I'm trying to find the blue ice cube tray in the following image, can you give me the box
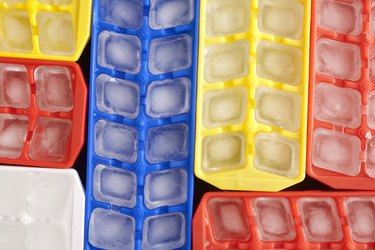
[84,0,198,249]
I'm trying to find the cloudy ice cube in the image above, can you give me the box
[100,0,143,29]
[0,114,28,159]
[1,11,32,52]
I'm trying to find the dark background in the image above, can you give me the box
[74,41,333,215]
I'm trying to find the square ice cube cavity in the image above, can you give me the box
[257,40,302,85]
[258,0,304,39]
[255,86,301,131]
[203,86,248,128]
[206,0,249,37]
[93,164,136,208]
[366,138,375,178]
[312,128,361,176]
[146,78,190,118]
[0,114,28,159]
[254,132,300,178]
[0,63,30,108]
[316,38,361,81]
[100,0,143,29]
[368,91,375,130]
[202,132,246,173]
[204,40,250,83]
[96,74,140,119]
[369,45,375,84]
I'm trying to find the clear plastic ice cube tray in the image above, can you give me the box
[194,0,311,191]
[84,0,198,249]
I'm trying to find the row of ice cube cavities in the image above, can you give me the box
[205,196,375,244]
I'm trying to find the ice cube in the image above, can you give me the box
[89,208,135,250]
[345,197,375,243]
[94,120,138,163]
[202,132,245,173]
[98,31,141,74]
[208,197,250,241]
[146,78,190,118]
[144,168,187,209]
[0,114,28,159]
[257,40,302,85]
[0,221,26,249]
[255,85,301,131]
[366,138,375,178]
[312,128,361,176]
[2,0,27,3]
[258,0,304,39]
[253,197,296,241]
[96,74,140,119]
[142,213,185,250]
[27,223,67,250]
[314,83,361,128]
[35,66,73,112]
[254,133,300,178]
[372,1,375,35]
[203,86,248,128]
[317,0,362,36]
[204,40,249,83]
[145,123,188,164]
[369,46,375,84]
[298,197,343,242]
[36,12,75,56]
[100,0,143,29]
[150,0,193,29]
[368,91,375,129]
[93,164,136,208]
[316,38,361,81]
[206,0,249,37]
[28,117,72,162]
[149,34,192,74]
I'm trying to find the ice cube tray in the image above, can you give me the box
[194,0,311,191]
[0,58,87,168]
[193,191,375,249]
[0,165,85,250]
[84,0,198,249]
[0,0,92,61]
[307,0,375,189]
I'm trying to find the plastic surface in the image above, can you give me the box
[193,191,375,249]
[194,0,311,191]
[84,0,198,249]
[0,0,92,61]
[307,0,375,189]
[0,165,85,250]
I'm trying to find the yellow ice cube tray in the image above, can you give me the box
[0,0,92,61]
[195,0,311,191]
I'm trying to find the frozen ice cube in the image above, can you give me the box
[316,38,361,81]
[208,197,250,241]
[369,46,375,84]
[253,197,296,241]
[28,117,72,162]
[203,86,248,128]
[100,0,143,29]
[298,197,343,242]
[258,0,304,39]
[2,0,27,3]
[36,12,75,56]
[314,83,361,128]
[257,40,302,85]
[89,208,135,250]
[0,221,26,249]
[368,91,375,129]
[98,31,141,74]
[144,168,187,209]
[150,0,194,29]
[206,0,249,37]
[96,74,140,119]
[202,132,245,173]
[35,66,73,112]
[0,114,28,159]
[345,197,375,243]
[318,0,362,36]
[142,213,185,250]
[149,34,192,74]
[312,128,361,176]
[145,123,188,164]
[27,223,68,250]
[204,40,249,83]
[94,120,138,163]
[0,63,30,108]
[146,78,190,118]
[93,164,136,208]
[366,138,375,178]
[255,85,301,131]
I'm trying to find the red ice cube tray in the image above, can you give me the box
[0,58,87,168]
[193,191,375,250]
